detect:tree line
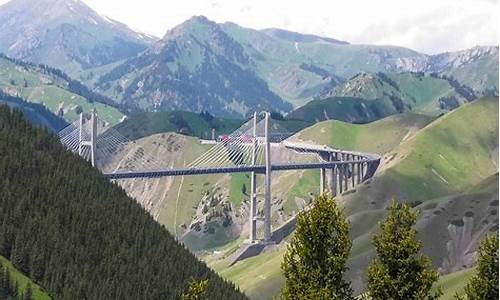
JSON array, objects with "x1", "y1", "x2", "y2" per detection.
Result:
[
  {"x1": 0, "y1": 105, "x2": 247, "y2": 300},
  {"x1": 280, "y1": 194, "x2": 498, "y2": 300}
]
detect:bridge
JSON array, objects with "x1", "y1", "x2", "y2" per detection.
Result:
[{"x1": 58, "y1": 110, "x2": 380, "y2": 244}]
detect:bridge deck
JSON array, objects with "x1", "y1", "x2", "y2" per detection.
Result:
[{"x1": 104, "y1": 158, "x2": 378, "y2": 179}]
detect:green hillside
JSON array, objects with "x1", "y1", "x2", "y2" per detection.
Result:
[
  {"x1": 0, "y1": 105, "x2": 247, "y2": 299},
  {"x1": 0, "y1": 55, "x2": 124, "y2": 125},
  {"x1": 0, "y1": 255, "x2": 51, "y2": 300},
  {"x1": 373, "y1": 97, "x2": 497, "y2": 201},
  {"x1": 288, "y1": 72, "x2": 477, "y2": 124},
  {"x1": 297, "y1": 112, "x2": 435, "y2": 154}
]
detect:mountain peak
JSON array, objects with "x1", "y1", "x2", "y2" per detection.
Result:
[{"x1": 0, "y1": 0, "x2": 155, "y2": 72}]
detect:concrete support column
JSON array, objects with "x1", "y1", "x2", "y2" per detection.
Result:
[
  {"x1": 338, "y1": 164, "x2": 343, "y2": 194},
  {"x1": 330, "y1": 167, "x2": 336, "y2": 196},
  {"x1": 362, "y1": 162, "x2": 365, "y2": 182},
  {"x1": 90, "y1": 109, "x2": 97, "y2": 167},
  {"x1": 357, "y1": 162, "x2": 362, "y2": 184},
  {"x1": 78, "y1": 113, "x2": 84, "y2": 156},
  {"x1": 249, "y1": 112, "x2": 258, "y2": 242},
  {"x1": 263, "y1": 112, "x2": 272, "y2": 242},
  {"x1": 320, "y1": 168, "x2": 326, "y2": 195},
  {"x1": 351, "y1": 162, "x2": 355, "y2": 187},
  {"x1": 344, "y1": 164, "x2": 349, "y2": 191}
]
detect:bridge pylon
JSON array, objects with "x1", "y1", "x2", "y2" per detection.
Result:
[{"x1": 78, "y1": 109, "x2": 97, "y2": 167}]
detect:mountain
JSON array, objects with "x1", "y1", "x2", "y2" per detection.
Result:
[
  {"x1": 428, "y1": 46, "x2": 499, "y2": 94},
  {"x1": 287, "y1": 72, "x2": 477, "y2": 123},
  {"x1": 93, "y1": 15, "x2": 497, "y2": 117},
  {"x1": 0, "y1": 0, "x2": 155, "y2": 75},
  {"x1": 0, "y1": 54, "x2": 124, "y2": 125},
  {"x1": 0, "y1": 104, "x2": 247, "y2": 299},
  {"x1": 95, "y1": 16, "x2": 292, "y2": 118}
]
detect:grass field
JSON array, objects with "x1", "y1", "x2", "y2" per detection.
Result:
[
  {"x1": 438, "y1": 268, "x2": 475, "y2": 300},
  {"x1": 0, "y1": 255, "x2": 52, "y2": 300}
]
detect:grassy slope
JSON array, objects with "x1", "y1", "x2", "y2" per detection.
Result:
[
  {"x1": 0, "y1": 255, "x2": 51, "y2": 300},
  {"x1": 298, "y1": 112, "x2": 435, "y2": 153},
  {"x1": 379, "y1": 97, "x2": 498, "y2": 201},
  {"x1": 0, "y1": 57, "x2": 123, "y2": 125},
  {"x1": 438, "y1": 268, "x2": 475, "y2": 300}
]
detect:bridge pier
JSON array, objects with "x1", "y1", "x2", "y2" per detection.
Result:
[
  {"x1": 249, "y1": 112, "x2": 258, "y2": 242},
  {"x1": 351, "y1": 162, "x2": 355, "y2": 187},
  {"x1": 320, "y1": 168, "x2": 326, "y2": 194},
  {"x1": 263, "y1": 112, "x2": 272, "y2": 243},
  {"x1": 78, "y1": 109, "x2": 97, "y2": 167}
]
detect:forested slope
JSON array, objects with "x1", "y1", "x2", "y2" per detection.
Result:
[{"x1": 0, "y1": 105, "x2": 247, "y2": 300}]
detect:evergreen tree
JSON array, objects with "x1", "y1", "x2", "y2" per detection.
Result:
[
  {"x1": 181, "y1": 279, "x2": 209, "y2": 300},
  {"x1": 280, "y1": 194, "x2": 353, "y2": 300},
  {"x1": 366, "y1": 201, "x2": 441, "y2": 300},
  {"x1": 456, "y1": 234, "x2": 498, "y2": 300}
]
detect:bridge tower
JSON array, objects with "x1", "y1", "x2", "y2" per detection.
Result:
[
  {"x1": 249, "y1": 112, "x2": 258, "y2": 242},
  {"x1": 78, "y1": 109, "x2": 97, "y2": 167},
  {"x1": 263, "y1": 111, "x2": 272, "y2": 242}
]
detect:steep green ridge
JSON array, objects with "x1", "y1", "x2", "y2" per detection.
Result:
[
  {"x1": 0, "y1": 255, "x2": 52, "y2": 300},
  {"x1": 0, "y1": 92, "x2": 67, "y2": 132},
  {"x1": 114, "y1": 111, "x2": 243, "y2": 140},
  {"x1": 0, "y1": 105, "x2": 246, "y2": 299},
  {"x1": 298, "y1": 113, "x2": 435, "y2": 154},
  {"x1": 288, "y1": 72, "x2": 477, "y2": 124},
  {"x1": 375, "y1": 97, "x2": 498, "y2": 201},
  {"x1": 0, "y1": 55, "x2": 124, "y2": 125}
]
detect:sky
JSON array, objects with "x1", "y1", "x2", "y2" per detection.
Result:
[{"x1": 2, "y1": 0, "x2": 499, "y2": 54}]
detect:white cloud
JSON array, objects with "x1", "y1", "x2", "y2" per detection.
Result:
[{"x1": 0, "y1": 0, "x2": 497, "y2": 53}]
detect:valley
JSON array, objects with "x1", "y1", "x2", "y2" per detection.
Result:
[{"x1": 0, "y1": 0, "x2": 497, "y2": 299}]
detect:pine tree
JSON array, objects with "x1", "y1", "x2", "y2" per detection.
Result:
[
  {"x1": 366, "y1": 201, "x2": 441, "y2": 300},
  {"x1": 280, "y1": 194, "x2": 353, "y2": 300},
  {"x1": 181, "y1": 279, "x2": 209, "y2": 300},
  {"x1": 456, "y1": 234, "x2": 498, "y2": 300}
]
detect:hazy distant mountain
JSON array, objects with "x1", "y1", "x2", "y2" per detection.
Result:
[
  {"x1": 428, "y1": 46, "x2": 499, "y2": 94},
  {"x1": 0, "y1": 0, "x2": 156, "y2": 75}
]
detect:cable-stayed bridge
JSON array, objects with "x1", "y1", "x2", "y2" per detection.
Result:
[{"x1": 58, "y1": 110, "x2": 380, "y2": 244}]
